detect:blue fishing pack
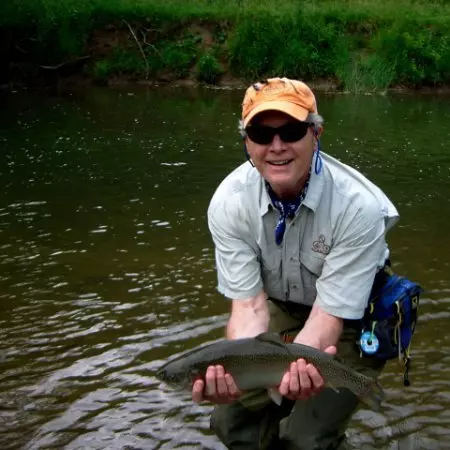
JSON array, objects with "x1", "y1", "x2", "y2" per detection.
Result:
[{"x1": 358, "y1": 265, "x2": 423, "y2": 386}]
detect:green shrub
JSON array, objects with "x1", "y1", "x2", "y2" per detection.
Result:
[
  {"x1": 371, "y1": 24, "x2": 450, "y2": 86},
  {"x1": 160, "y1": 35, "x2": 200, "y2": 77},
  {"x1": 91, "y1": 49, "x2": 147, "y2": 79},
  {"x1": 161, "y1": 43, "x2": 194, "y2": 77},
  {"x1": 228, "y1": 12, "x2": 281, "y2": 79},
  {"x1": 229, "y1": 9, "x2": 347, "y2": 81},
  {"x1": 31, "y1": 0, "x2": 93, "y2": 61},
  {"x1": 197, "y1": 53, "x2": 222, "y2": 84},
  {"x1": 274, "y1": 12, "x2": 347, "y2": 80},
  {"x1": 92, "y1": 59, "x2": 112, "y2": 80},
  {"x1": 109, "y1": 48, "x2": 147, "y2": 74}
]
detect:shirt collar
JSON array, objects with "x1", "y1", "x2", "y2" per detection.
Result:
[
  {"x1": 302, "y1": 152, "x2": 324, "y2": 212},
  {"x1": 260, "y1": 179, "x2": 272, "y2": 216},
  {"x1": 259, "y1": 152, "x2": 324, "y2": 216}
]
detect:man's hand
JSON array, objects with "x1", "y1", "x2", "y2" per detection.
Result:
[
  {"x1": 278, "y1": 302, "x2": 343, "y2": 401},
  {"x1": 192, "y1": 292, "x2": 268, "y2": 404},
  {"x1": 278, "y1": 345, "x2": 337, "y2": 401},
  {"x1": 192, "y1": 365, "x2": 243, "y2": 404}
]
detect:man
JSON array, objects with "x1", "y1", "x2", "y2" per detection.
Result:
[{"x1": 192, "y1": 77, "x2": 399, "y2": 449}]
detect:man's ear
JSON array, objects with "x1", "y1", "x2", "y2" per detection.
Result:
[{"x1": 313, "y1": 125, "x2": 324, "y2": 139}]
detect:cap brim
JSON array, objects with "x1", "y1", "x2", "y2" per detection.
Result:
[{"x1": 243, "y1": 101, "x2": 309, "y2": 127}]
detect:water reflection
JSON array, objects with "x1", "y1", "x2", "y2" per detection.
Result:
[{"x1": 1, "y1": 87, "x2": 450, "y2": 449}]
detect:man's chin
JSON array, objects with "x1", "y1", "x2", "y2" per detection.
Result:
[
  {"x1": 265, "y1": 172, "x2": 307, "y2": 196},
  {"x1": 267, "y1": 178, "x2": 297, "y2": 191},
  {"x1": 265, "y1": 170, "x2": 295, "y2": 186}
]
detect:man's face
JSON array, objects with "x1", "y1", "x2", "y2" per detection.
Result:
[{"x1": 245, "y1": 110, "x2": 315, "y2": 199}]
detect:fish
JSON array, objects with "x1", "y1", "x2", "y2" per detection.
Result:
[{"x1": 157, "y1": 332, "x2": 385, "y2": 410}]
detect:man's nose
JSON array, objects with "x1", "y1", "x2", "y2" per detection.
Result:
[{"x1": 269, "y1": 134, "x2": 284, "y2": 151}]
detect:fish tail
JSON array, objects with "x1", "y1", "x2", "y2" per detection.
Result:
[{"x1": 359, "y1": 378, "x2": 385, "y2": 412}]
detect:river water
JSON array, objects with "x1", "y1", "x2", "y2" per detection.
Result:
[{"x1": 1, "y1": 85, "x2": 450, "y2": 450}]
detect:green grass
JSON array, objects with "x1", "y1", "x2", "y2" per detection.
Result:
[
  {"x1": 3, "y1": 0, "x2": 450, "y2": 26},
  {"x1": 3, "y1": 0, "x2": 450, "y2": 90},
  {"x1": 229, "y1": 9, "x2": 349, "y2": 80},
  {"x1": 336, "y1": 54, "x2": 396, "y2": 94}
]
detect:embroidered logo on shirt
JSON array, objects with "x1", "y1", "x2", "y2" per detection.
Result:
[{"x1": 312, "y1": 235, "x2": 330, "y2": 255}]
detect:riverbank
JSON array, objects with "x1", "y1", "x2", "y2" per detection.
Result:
[{"x1": 2, "y1": 0, "x2": 450, "y2": 93}]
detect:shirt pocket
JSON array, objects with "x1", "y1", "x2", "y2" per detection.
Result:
[{"x1": 288, "y1": 251, "x2": 325, "y2": 305}]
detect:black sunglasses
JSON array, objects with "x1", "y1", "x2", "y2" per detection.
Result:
[{"x1": 245, "y1": 122, "x2": 311, "y2": 145}]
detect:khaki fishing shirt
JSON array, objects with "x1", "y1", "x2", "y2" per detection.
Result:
[{"x1": 207, "y1": 152, "x2": 399, "y2": 320}]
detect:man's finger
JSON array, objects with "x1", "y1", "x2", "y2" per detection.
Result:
[
  {"x1": 215, "y1": 365, "x2": 228, "y2": 396},
  {"x1": 192, "y1": 379, "x2": 205, "y2": 403},
  {"x1": 225, "y1": 373, "x2": 241, "y2": 397},
  {"x1": 204, "y1": 365, "x2": 217, "y2": 397},
  {"x1": 278, "y1": 371, "x2": 291, "y2": 396},
  {"x1": 306, "y1": 363, "x2": 324, "y2": 392},
  {"x1": 297, "y1": 358, "x2": 311, "y2": 394},
  {"x1": 324, "y1": 345, "x2": 337, "y2": 355},
  {"x1": 289, "y1": 361, "x2": 300, "y2": 394}
]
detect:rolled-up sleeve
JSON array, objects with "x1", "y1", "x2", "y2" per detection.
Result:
[
  {"x1": 207, "y1": 199, "x2": 262, "y2": 300},
  {"x1": 316, "y1": 201, "x2": 391, "y2": 320}
]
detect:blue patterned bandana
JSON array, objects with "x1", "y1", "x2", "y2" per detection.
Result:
[{"x1": 266, "y1": 173, "x2": 311, "y2": 245}]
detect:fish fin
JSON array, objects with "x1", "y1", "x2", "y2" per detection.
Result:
[
  {"x1": 256, "y1": 333, "x2": 296, "y2": 358},
  {"x1": 256, "y1": 332, "x2": 285, "y2": 345},
  {"x1": 359, "y1": 378, "x2": 385, "y2": 412},
  {"x1": 267, "y1": 387, "x2": 283, "y2": 406}
]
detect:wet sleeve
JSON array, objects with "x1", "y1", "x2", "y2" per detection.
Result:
[
  {"x1": 207, "y1": 200, "x2": 263, "y2": 300},
  {"x1": 315, "y1": 201, "x2": 390, "y2": 320}
]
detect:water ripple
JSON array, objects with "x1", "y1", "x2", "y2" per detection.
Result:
[{"x1": 2, "y1": 89, "x2": 450, "y2": 449}]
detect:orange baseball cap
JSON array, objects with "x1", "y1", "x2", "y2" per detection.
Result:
[{"x1": 242, "y1": 77, "x2": 318, "y2": 127}]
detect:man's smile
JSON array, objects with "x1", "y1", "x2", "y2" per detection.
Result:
[{"x1": 267, "y1": 159, "x2": 293, "y2": 166}]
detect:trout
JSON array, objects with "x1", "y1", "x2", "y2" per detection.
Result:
[{"x1": 157, "y1": 332, "x2": 385, "y2": 410}]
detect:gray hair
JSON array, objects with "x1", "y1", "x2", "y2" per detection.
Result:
[{"x1": 238, "y1": 112, "x2": 324, "y2": 138}]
